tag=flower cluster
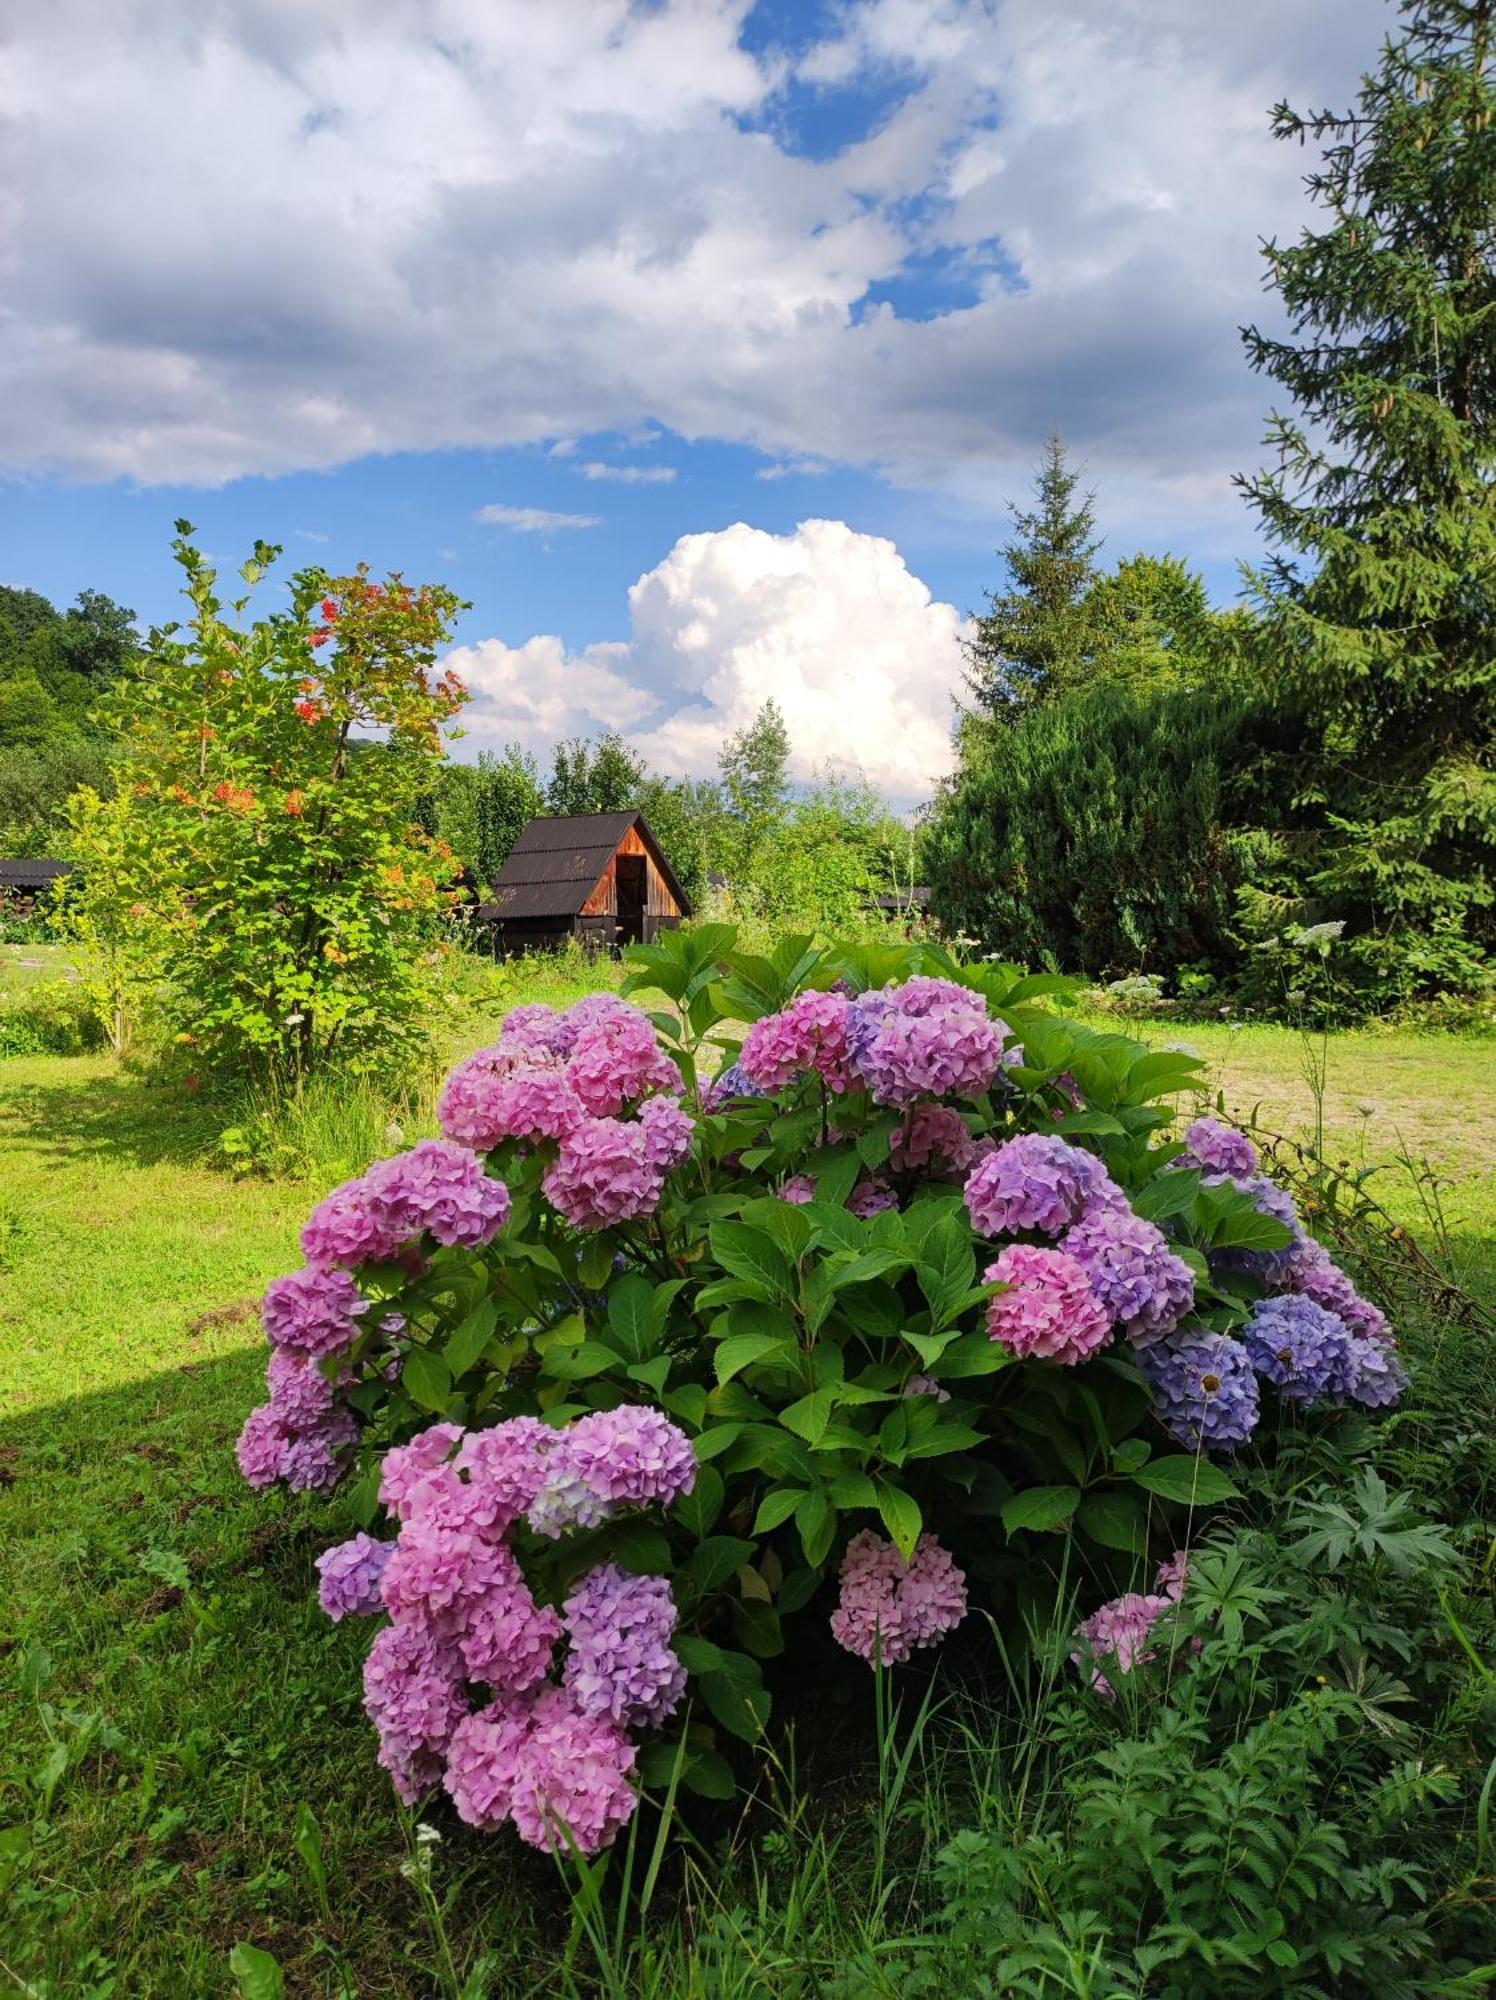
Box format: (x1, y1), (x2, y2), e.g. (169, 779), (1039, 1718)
(964, 1132), (1109, 1237)
(304, 1139), (511, 1268)
(342, 1406), (693, 1851)
(1072, 1551), (1189, 1698)
(739, 975), (1018, 1109)
(1139, 1328), (1261, 1450)
(984, 1244), (1112, 1365)
(440, 995), (691, 1233)
(830, 1530), (968, 1666)
(1179, 1116), (1259, 1182)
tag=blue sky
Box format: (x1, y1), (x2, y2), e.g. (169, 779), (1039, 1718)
(0, 0), (1384, 799)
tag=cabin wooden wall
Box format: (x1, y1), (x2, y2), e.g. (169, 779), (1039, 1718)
(579, 825), (684, 920)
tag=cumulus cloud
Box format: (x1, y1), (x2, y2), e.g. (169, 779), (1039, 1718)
(449, 518), (966, 803)
(0, 0), (1381, 535)
(475, 504), (603, 532)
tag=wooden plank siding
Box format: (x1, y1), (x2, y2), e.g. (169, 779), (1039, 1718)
(579, 825), (684, 922)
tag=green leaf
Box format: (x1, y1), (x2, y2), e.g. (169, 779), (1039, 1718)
(916, 1215), (978, 1330)
(626, 1355), (672, 1394)
(732, 1599), (785, 1659)
(699, 1668), (771, 1742)
(606, 1273), (659, 1362)
(444, 1299), (498, 1379)
(1132, 1168), (1201, 1224)
(607, 1521), (673, 1574)
(827, 1470), (879, 1509)
(752, 1488), (803, 1534)
(876, 1483), (922, 1559)
(1077, 1491), (1149, 1555)
(931, 1332), (1015, 1379)
(779, 1386), (837, 1446)
(1132, 1456), (1240, 1506)
(714, 1331), (795, 1385)
(675, 1633), (727, 1674)
(540, 1340), (622, 1381)
(693, 1423), (743, 1463)
(708, 1221), (793, 1299)
(402, 1346), (452, 1415)
(687, 1536), (758, 1597)
(675, 1464), (724, 1539)
(795, 1488), (837, 1566)
(682, 1748), (737, 1799)
(229, 1944), (286, 2000)
(1000, 1485), (1081, 1534)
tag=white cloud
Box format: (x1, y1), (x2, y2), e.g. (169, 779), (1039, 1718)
(293, 526), (329, 543)
(475, 504), (603, 532)
(579, 461), (677, 483)
(449, 518), (967, 803)
(0, 0), (1382, 541)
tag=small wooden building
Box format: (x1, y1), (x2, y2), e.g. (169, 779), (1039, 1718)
(476, 811), (690, 956)
(0, 858), (73, 914)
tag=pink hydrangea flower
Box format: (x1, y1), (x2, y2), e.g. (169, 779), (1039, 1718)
(447, 1685), (638, 1854)
(848, 1175), (898, 1219)
(1153, 1550), (1189, 1602)
(1283, 1237), (1391, 1346)
(438, 1044), (581, 1150)
(265, 1347), (342, 1425)
(984, 1244), (1112, 1365)
(452, 1551), (564, 1691)
(780, 1174), (817, 1204)
(830, 1530), (968, 1666)
(1181, 1117), (1258, 1181)
(543, 1115), (663, 1229)
(379, 1422), (464, 1520)
(889, 1102), (977, 1177)
(235, 1401), (357, 1493)
(262, 1265), (368, 1358)
(637, 1095), (694, 1174)
(1072, 1590), (1172, 1698)
(529, 1405), (696, 1539)
(740, 988), (855, 1093)
(455, 1417), (558, 1534)
(362, 1620), (469, 1804)
(903, 1373), (952, 1402)
(567, 1009), (682, 1116)
(302, 1142), (509, 1266)
(963, 1134), (1116, 1239)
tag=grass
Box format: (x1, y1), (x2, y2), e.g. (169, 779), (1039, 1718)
(2, 984), (1493, 1995)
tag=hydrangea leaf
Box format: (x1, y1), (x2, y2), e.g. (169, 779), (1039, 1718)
(1132, 1457), (1241, 1505)
(1000, 1485), (1081, 1534)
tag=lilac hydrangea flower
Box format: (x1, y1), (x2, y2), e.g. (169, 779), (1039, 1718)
(1242, 1294), (1354, 1405)
(455, 1417), (558, 1534)
(847, 1175), (898, 1219)
(1071, 1590), (1173, 1698)
(235, 1401), (357, 1494)
(316, 1533), (394, 1621)
(637, 1095), (694, 1174)
(830, 1530), (967, 1666)
(1180, 1117), (1259, 1181)
(1060, 1205), (1195, 1347)
(964, 1134), (1116, 1238)
(262, 1265), (368, 1357)
(848, 977), (1016, 1108)
(1331, 1334), (1408, 1409)
(780, 1174), (817, 1204)
(702, 1061), (764, 1109)
(1140, 1327), (1259, 1450)
(362, 1619), (469, 1805)
(563, 1564), (686, 1730)
(537, 1406), (696, 1522)
(265, 1347), (342, 1426)
(1283, 1238), (1391, 1346)
(984, 1243), (1112, 1365)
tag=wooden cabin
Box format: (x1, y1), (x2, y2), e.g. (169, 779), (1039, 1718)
(476, 811), (690, 957)
(0, 858), (73, 915)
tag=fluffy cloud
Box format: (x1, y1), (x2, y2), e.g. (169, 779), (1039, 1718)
(579, 462), (677, 484)
(449, 518), (966, 802)
(1, 0), (1380, 528)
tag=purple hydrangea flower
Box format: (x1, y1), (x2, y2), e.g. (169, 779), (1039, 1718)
(1180, 1117), (1258, 1181)
(1242, 1294), (1354, 1405)
(316, 1533), (394, 1621)
(848, 1175), (899, 1219)
(1060, 1205), (1195, 1347)
(637, 1095), (694, 1174)
(964, 1134), (1116, 1238)
(563, 1564), (686, 1730)
(438, 1044), (581, 1151)
(1331, 1334), (1409, 1409)
(445, 1685), (638, 1854)
(262, 1265), (368, 1358)
(527, 1406), (696, 1539)
(1140, 1327), (1260, 1450)
(362, 1619), (469, 1805)
(235, 1401), (358, 1493)
(889, 1102), (977, 1177)
(265, 1347), (343, 1426)
(702, 1061), (764, 1109)
(780, 1174), (817, 1204)
(1283, 1238), (1391, 1346)
(1209, 1173), (1306, 1283)
(847, 978), (1016, 1108)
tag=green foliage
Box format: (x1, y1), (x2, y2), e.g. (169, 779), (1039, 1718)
(65, 529), (466, 1081)
(547, 731), (648, 816)
(1238, 0), (1496, 1008)
(926, 679), (1303, 977)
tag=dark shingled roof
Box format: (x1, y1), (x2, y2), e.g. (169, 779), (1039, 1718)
(0, 858), (74, 891)
(479, 812), (690, 922)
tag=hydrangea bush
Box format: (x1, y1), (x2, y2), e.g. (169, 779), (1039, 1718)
(237, 928), (1407, 1854)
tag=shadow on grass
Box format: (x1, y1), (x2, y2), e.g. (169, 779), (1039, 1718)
(0, 1060), (223, 1172)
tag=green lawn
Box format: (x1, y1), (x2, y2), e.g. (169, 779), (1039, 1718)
(1, 1005), (1492, 1995)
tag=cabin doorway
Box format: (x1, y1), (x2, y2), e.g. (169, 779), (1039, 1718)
(615, 854), (647, 945)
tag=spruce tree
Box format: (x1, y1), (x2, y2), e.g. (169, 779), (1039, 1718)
(967, 433), (1103, 715)
(1239, 0), (1496, 996)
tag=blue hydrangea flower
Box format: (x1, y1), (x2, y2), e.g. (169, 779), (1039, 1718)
(1242, 1294), (1353, 1406)
(1140, 1327), (1260, 1450)
(1331, 1335), (1409, 1410)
